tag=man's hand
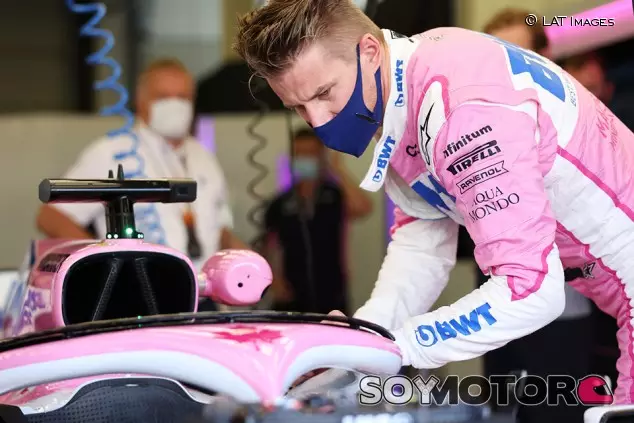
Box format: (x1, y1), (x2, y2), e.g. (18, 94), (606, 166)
(220, 228), (249, 250)
(321, 309), (348, 326)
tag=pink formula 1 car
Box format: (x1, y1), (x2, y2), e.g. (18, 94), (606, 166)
(0, 166), (449, 423)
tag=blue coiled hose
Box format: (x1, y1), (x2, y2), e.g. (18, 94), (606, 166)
(65, 0), (166, 245)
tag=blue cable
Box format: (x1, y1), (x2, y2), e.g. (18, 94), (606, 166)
(65, 0), (166, 245)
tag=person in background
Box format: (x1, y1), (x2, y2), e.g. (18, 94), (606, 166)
(263, 128), (373, 314)
(36, 58), (248, 310)
(481, 9), (593, 423)
(562, 52), (614, 105)
(483, 8), (550, 57)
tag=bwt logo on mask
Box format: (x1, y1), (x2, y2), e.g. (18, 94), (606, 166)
(394, 60), (404, 107)
(415, 303), (497, 347)
(372, 137), (396, 182)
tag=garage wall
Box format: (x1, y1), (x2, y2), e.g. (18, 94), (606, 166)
(0, 1), (76, 113)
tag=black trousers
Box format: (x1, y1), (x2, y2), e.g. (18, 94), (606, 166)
(588, 302), (619, 390)
(485, 316), (593, 423)
(476, 269), (594, 423)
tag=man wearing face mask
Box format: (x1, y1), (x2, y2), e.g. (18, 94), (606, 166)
(36, 58), (247, 290)
(235, 0), (634, 404)
(263, 128), (373, 314)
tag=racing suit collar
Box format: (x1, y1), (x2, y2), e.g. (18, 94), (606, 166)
(360, 29), (419, 192)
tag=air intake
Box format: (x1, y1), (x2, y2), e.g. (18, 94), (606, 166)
(62, 252), (196, 324)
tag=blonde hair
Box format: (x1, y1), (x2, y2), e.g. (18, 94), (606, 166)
(138, 57), (190, 87)
(233, 0), (383, 78)
(483, 8), (549, 52)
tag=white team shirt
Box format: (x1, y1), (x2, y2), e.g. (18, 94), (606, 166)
(52, 123), (233, 270)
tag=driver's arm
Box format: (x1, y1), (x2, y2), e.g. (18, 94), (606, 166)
(392, 100), (565, 369)
(354, 207), (459, 331)
(36, 206), (93, 239)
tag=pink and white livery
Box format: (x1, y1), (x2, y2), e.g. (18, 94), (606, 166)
(0, 170), (400, 420)
(347, 28), (634, 404)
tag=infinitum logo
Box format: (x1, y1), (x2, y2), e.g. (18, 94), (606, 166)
(358, 374), (613, 406)
(442, 125), (493, 158)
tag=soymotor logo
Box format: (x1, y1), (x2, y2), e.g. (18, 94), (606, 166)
(359, 374), (613, 407)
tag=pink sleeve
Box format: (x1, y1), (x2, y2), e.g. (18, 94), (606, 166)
(391, 101), (566, 369)
(435, 102), (556, 300)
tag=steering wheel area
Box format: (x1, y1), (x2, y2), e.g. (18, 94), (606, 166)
(0, 311), (394, 352)
(0, 311), (401, 406)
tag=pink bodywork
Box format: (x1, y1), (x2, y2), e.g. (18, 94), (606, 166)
(3, 239), (197, 337)
(0, 240), (400, 408)
(0, 323), (401, 405)
(3, 240), (272, 337)
(200, 249), (273, 306)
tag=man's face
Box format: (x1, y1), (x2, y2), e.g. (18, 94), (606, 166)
(292, 136), (323, 181)
(566, 60), (613, 103)
(267, 39), (380, 128)
(490, 24), (533, 50)
(137, 68), (194, 123)
(293, 136), (323, 159)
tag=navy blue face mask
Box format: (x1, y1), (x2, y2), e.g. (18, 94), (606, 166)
(313, 47), (384, 158)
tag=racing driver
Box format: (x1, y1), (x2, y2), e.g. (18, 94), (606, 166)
(233, 0), (634, 403)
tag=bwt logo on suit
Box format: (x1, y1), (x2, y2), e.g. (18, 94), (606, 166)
(358, 373), (614, 407)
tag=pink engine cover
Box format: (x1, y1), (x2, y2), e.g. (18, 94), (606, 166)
(4, 239), (272, 338)
(0, 243), (397, 406)
(3, 239), (198, 338)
